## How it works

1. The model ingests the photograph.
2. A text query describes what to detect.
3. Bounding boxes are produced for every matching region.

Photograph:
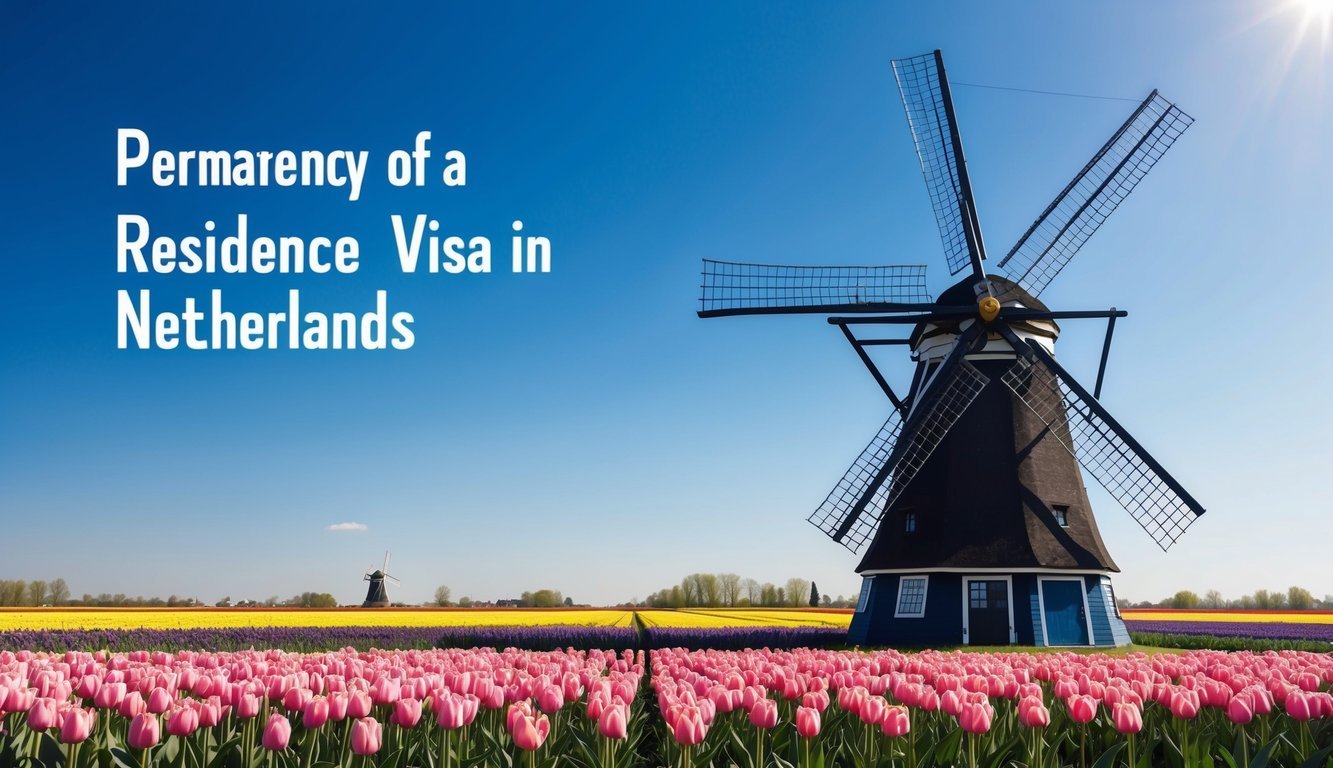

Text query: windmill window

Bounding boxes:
[1053,505,1070,527]
[904,512,917,533]
[894,576,928,618]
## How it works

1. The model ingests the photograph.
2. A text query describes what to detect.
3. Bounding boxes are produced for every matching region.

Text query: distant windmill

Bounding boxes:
[362,551,400,608]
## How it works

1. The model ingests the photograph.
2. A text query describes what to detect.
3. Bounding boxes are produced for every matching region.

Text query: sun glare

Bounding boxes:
[1292,0,1333,49]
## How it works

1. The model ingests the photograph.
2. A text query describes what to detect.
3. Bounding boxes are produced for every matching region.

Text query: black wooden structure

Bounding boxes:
[698,50,1204,647]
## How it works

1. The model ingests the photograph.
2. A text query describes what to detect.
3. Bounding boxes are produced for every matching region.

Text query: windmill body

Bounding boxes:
[699,51,1204,647]
[850,277,1124,646]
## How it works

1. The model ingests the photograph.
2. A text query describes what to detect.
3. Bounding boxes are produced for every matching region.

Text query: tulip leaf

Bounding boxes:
[1090,741,1126,768]
[1246,737,1280,768]
[727,728,753,761]
[107,747,137,768]
[1297,744,1333,768]
[1217,743,1237,768]
[561,727,601,767]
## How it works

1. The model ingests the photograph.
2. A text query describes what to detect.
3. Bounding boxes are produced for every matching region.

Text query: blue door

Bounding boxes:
[1042,580,1089,645]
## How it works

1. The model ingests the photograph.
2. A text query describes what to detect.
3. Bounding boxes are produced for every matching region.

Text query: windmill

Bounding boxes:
[698,51,1204,647]
[362,551,400,608]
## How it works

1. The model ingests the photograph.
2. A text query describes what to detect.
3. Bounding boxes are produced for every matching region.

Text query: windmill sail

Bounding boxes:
[1001,344,1205,551]
[999,91,1193,298]
[810,356,989,553]
[891,51,987,278]
[807,410,905,548]
[698,260,929,318]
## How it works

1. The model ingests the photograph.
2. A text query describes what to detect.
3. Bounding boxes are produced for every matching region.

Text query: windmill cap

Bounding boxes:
[934,275,1049,311]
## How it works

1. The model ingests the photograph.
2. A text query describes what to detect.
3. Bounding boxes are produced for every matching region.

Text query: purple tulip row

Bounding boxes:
[0,625,855,654]
[0,626,641,654]
[1125,620,1333,642]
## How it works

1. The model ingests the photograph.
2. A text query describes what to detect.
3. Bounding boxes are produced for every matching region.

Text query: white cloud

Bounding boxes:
[326,522,368,533]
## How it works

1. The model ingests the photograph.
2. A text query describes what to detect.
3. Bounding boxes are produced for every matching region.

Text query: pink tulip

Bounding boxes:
[1226,695,1254,725]
[75,675,102,701]
[881,705,910,738]
[351,717,382,755]
[26,698,59,732]
[199,696,223,728]
[347,691,373,719]
[671,704,707,746]
[536,684,565,714]
[859,695,888,726]
[433,693,468,730]
[282,686,311,713]
[303,696,330,729]
[119,691,146,719]
[328,691,350,722]
[236,692,261,719]
[1169,688,1200,720]
[261,713,291,751]
[1067,694,1098,724]
[1018,697,1050,728]
[146,687,173,714]
[598,703,628,740]
[941,689,964,717]
[795,706,821,739]
[749,698,779,729]
[369,677,400,706]
[802,690,830,712]
[507,701,534,734]
[510,711,551,751]
[959,701,993,734]
[167,705,200,737]
[94,682,126,710]
[128,712,160,750]
[59,708,95,744]
[391,698,422,728]
[1285,692,1314,722]
[1112,702,1142,735]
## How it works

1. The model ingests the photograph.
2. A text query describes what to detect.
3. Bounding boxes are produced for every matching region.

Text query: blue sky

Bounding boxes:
[1,2,1329,606]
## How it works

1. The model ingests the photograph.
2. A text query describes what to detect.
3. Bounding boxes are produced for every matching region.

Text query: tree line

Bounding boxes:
[1125,586,1332,610]
[433,586,571,608]
[0,579,337,608]
[634,573,853,609]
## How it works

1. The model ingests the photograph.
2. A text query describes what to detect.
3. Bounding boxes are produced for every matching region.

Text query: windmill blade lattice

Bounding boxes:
[810,358,989,553]
[807,409,904,548]
[891,52,980,277]
[999,91,1193,297]
[698,260,929,317]
[1001,350,1204,551]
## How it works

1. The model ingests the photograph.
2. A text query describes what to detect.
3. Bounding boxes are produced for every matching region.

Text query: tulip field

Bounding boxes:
[0,645,1330,767]
[0,607,1330,766]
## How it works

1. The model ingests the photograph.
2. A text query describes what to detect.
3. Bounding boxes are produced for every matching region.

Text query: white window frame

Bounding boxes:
[893,575,929,618]
[1053,504,1070,527]
[1037,576,1095,647]
[960,575,1016,645]
[855,576,875,613]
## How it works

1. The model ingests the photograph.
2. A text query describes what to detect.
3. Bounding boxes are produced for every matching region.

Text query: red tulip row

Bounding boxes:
[650,647,1333,767]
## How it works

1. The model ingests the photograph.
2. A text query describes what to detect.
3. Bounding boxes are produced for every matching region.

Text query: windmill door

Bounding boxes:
[1041,579,1090,645]
[965,579,1011,645]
